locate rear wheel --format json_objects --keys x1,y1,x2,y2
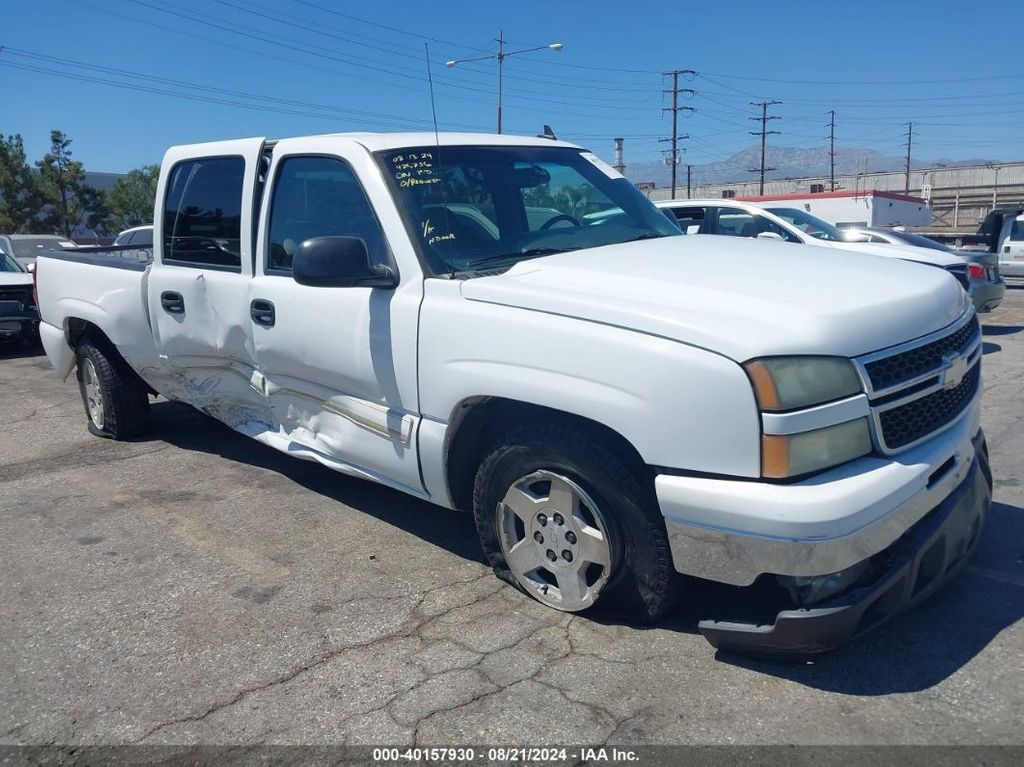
[
  {"x1": 75, "y1": 338, "x2": 151, "y2": 439},
  {"x1": 473, "y1": 423, "x2": 679, "y2": 622}
]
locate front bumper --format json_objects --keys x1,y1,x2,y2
[
  {"x1": 655, "y1": 393, "x2": 981, "y2": 586},
  {"x1": 699, "y1": 433, "x2": 991, "y2": 656}
]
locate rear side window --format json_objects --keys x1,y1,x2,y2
[
  {"x1": 163, "y1": 157, "x2": 244, "y2": 269},
  {"x1": 716, "y1": 209, "x2": 795, "y2": 241},
  {"x1": 267, "y1": 155, "x2": 387, "y2": 273}
]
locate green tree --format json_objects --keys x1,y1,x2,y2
[
  {"x1": 36, "y1": 130, "x2": 106, "y2": 237},
  {"x1": 0, "y1": 133, "x2": 51, "y2": 233},
  {"x1": 109, "y1": 164, "x2": 159, "y2": 229}
]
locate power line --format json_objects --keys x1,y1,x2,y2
[
  {"x1": 660, "y1": 70, "x2": 695, "y2": 200},
  {"x1": 749, "y1": 100, "x2": 782, "y2": 194},
  {"x1": 700, "y1": 70, "x2": 1024, "y2": 86}
]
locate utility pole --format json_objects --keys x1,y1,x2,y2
[
  {"x1": 686, "y1": 164, "x2": 692, "y2": 199},
  {"x1": 903, "y1": 121, "x2": 913, "y2": 194},
  {"x1": 749, "y1": 100, "x2": 781, "y2": 195},
  {"x1": 661, "y1": 70, "x2": 695, "y2": 199},
  {"x1": 828, "y1": 110, "x2": 836, "y2": 191}
]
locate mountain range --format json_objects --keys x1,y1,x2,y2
[{"x1": 623, "y1": 144, "x2": 1003, "y2": 187}]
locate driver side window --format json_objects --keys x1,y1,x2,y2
[{"x1": 267, "y1": 156, "x2": 387, "y2": 273}]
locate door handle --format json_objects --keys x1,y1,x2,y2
[
  {"x1": 250, "y1": 298, "x2": 276, "y2": 327},
  {"x1": 160, "y1": 291, "x2": 184, "y2": 314}
]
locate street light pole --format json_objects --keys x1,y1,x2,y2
[{"x1": 447, "y1": 33, "x2": 563, "y2": 134}]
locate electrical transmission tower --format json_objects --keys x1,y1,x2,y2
[
  {"x1": 661, "y1": 70, "x2": 695, "y2": 200},
  {"x1": 749, "y1": 100, "x2": 782, "y2": 194},
  {"x1": 828, "y1": 110, "x2": 837, "y2": 191},
  {"x1": 903, "y1": 122, "x2": 914, "y2": 194}
]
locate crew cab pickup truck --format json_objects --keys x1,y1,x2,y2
[{"x1": 35, "y1": 133, "x2": 991, "y2": 656}]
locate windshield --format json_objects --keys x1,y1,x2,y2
[
  {"x1": 885, "y1": 230, "x2": 951, "y2": 251},
  {"x1": 10, "y1": 237, "x2": 75, "y2": 259},
  {"x1": 379, "y1": 145, "x2": 680, "y2": 274},
  {"x1": 764, "y1": 207, "x2": 845, "y2": 241},
  {"x1": 1, "y1": 251, "x2": 24, "y2": 272}
]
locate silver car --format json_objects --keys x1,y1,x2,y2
[
  {"x1": 842, "y1": 227, "x2": 1005, "y2": 313},
  {"x1": 0, "y1": 234, "x2": 78, "y2": 269}
]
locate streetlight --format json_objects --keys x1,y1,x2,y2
[{"x1": 446, "y1": 32, "x2": 563, "y2": 134}]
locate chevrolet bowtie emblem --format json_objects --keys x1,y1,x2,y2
[{"x1": 940, "y1": 351, "x2": 969, "y2": 390}]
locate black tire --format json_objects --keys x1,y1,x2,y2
[
  {"x1": 75, "y1": 338, "x2": 151, "y2": 440},
  {"x1": 473, "y1": 422, "x2": 680, "y2": 623}
]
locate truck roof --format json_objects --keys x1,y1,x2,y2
[
  {"x1": 174, "y1": 132, "x2": 581, "y2": 155},
  {"x1": 329, "y1": 132, "x2": 580, "y2": 151}
]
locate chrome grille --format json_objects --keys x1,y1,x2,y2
[
  {"x1": 857, "y1": 312, "x2": 982, "y2": 454},
  {"x1": 878, "y1": 362, "x2": 980, "y2": 450},
  {"x1": 864, "y1": 315, "x2": 979, "y2": 391}
]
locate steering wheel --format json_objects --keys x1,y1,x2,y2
[{"x1": 540, "y1": 214, "x2": 583, "y2": 230}]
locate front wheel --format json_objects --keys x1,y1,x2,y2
[{"x1": 473, "y1": 423, "x2": 679, "y2": 622}]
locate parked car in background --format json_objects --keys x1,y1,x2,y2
[
  {"x1": 0, "y1": 248, "x2": 38, "y2": 346},
  {"x1": 113, "y1": 225, "x2": 153, "y2": 247},
  {"x1": 35, "y1": 132, "x2": 991, "y2": 656},
  {"x1": 655, "y1": 199, "x2": 971, "y2": 290},
  {"x1": 0, "y1": 234, "x2": 77, "y2": 269},
  {"x1": 841, "y1": 226, "x2": 1005, "y2": 313},
  {"x1": 978, "y1": 207, "x2": 1024, "y2": 278}
]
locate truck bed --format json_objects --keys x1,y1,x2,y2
[{"x1": 35, "y1": 247, "x2": 161, "y2": 383}]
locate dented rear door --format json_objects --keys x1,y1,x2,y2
[{"x1": 147, "y1": 138, "x2": 273, "y2": 430}]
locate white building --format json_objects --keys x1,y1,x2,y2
[{"x1": 733, "y1": 190, "x2": 932, "y2": 228}]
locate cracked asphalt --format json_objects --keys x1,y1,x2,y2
[{"x1": 2, "y1": 288, "x2": 1024, "y2": 747}]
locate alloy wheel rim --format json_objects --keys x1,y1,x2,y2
[
  {"x1": 82, "y1": 359, "x2": 105, "y2": 429},
  {"x1": 496, "y1": 470, "x2": 613, "y2": 612}
]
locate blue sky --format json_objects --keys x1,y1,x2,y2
[{"x1": 3, "y1": 0, "x2": 1022, "y2": 173}]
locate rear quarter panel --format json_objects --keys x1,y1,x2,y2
[{"x1": 35, "y1": 253, "x2": 162, "y2": 381}]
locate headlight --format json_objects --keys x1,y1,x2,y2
[
  {"x1": 744, "y1": 356, "x2": 861, "y2": 411},
  {"x1": 762, "y1": 418, "x2": 872, "y2": 478}
]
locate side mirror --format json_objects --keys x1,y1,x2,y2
[
  {"x1": 686, "y1": 224, "x2": 701, "y2": 235},
  {"x1": 292, "y1": 236, "x2": 396, "y2": 289},
  {"x1": 756, "y1": 231, "x2": 785, "y2": 241},
  {"x1": 26, "y1": 262, "x2": 36, "y2": 273}
]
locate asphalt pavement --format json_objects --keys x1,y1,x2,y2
[{"x1": 2, "y1": 288, "x2": 1023, "y2": 747}]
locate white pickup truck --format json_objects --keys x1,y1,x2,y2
[{"x1": 34, "y1": 132, "x2": 991, "y2": 656}]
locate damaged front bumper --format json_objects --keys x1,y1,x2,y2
[{"x1": 699, "y1": 433, "x2": 991, "y2": 657}]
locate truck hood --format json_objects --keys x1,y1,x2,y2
[
  {"x1": 826, "y1": 239, "x2": 963, "y2": 268},
  {"x1": 460, "y1": 236, "x2": 969, "y2": 362},
  {"x1": 0, "y1": 272, "x2": 32, "y2": 287}
]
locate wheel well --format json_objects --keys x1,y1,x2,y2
[
  {"x1": 66, "y1": 318, "x2": 115, "y2": 354},
  {"x1": 444, "y1": 397, "x2": 649, "y2": 511},
  {"x1": 64, "y1": 319, "x2": 154, "y2": 394}
]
